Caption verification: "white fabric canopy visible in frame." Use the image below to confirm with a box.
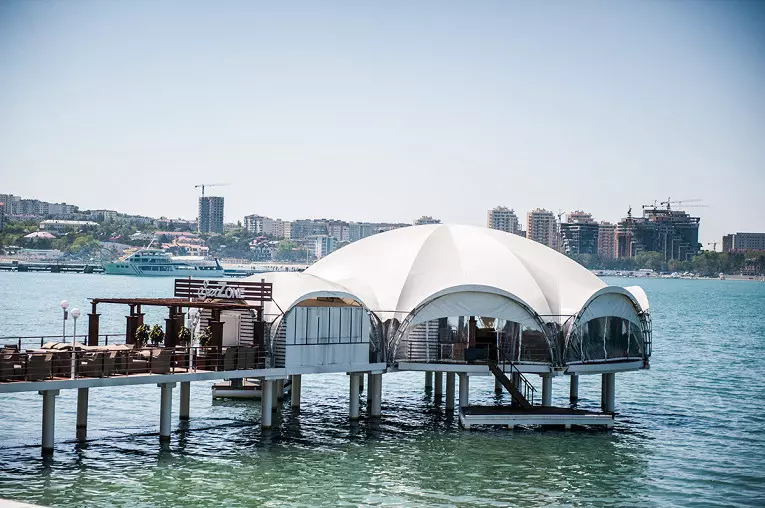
[243,271,363,325]
[409,291,544,331]
[306,224,609,323]
[575,288,643,327]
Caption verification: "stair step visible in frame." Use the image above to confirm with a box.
[488,361,532,409]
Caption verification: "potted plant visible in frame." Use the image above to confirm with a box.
[149,324,165,347]
[196,326,213,370]
[135,324,150,348]
[198,326,212,348]
[176,326,192,368]
[178,326,192,347]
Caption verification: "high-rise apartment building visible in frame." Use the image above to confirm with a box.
[327,220,350,242]
[487,206,520,234]
[616,206,700,260]
[560,211,599,256]
[526,208,557,249]
[597,222,617,259]
[722,232,765,252]
[198,196,224,234]
[306,235,335,260]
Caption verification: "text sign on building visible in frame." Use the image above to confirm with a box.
[174,279,272,302]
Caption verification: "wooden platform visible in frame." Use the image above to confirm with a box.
[459,405,614,429]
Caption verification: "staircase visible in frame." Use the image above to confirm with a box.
[488,360,533,409]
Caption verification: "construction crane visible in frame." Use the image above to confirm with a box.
[707,242,718,252]
[660,198,707,210]
[194,183,230,198]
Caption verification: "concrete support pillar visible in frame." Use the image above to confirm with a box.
[76,388,88,442]
[275,379,285,401]
[602,373,615,413]
[569,374,579,402]
[425,371,433,391]
[180,381,190,420]
[367,373,374,407]
[40,390,59,454]
[370,373,382,417]
[272,380,279,411]
[349,373,360,420]
[541,375,552,407]
[445,372,455,410]
[261,379,273,428]
[495,377,503,394]
[159,383,175,442]
[290,375,302,409]
[434,371,443,399]
[359,374,364,393]
[458,373,469,409]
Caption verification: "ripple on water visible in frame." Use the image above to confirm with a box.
[0,275,764,506]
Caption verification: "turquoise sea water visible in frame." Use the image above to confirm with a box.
[0,273,764,507]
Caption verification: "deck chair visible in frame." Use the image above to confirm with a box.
[150,349,173,374]
[26,353,53,381]
[223,347,239,371]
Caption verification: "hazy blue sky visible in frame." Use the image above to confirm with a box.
[1,1,763,245]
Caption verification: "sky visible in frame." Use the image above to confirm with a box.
[1,1,763,246]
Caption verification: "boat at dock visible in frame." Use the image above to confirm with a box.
[104,248,224,277]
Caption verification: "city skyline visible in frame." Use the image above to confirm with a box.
[2,1,764,246]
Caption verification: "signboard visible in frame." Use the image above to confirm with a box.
[174,279,272,302]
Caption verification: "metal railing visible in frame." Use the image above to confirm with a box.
[496,347,536,406]
[0,333,127,351]
[0,345,267,383]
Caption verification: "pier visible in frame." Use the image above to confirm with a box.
[0,260,104,274]
[0,225,653,454]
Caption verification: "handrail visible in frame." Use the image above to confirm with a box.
[496,345,536,406]
[0,345,267,383]
[0,333,127,350]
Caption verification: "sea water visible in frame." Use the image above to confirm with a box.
[0,273,763,507]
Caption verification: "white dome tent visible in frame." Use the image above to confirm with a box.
[304,224,650,368]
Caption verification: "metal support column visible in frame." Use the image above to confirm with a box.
[425,371,433,391]
[261,379,273,428]
[458,373,469,408]
[445,372,455,410]
[180,381,190,420]
[272,380,279,411]
[604,373,615,413]
[570,374,579,402]
[76,387,88,442]
[495,377,503,394]
[371,373,382,417]
[434,371,443,400]
[349,373,360,420]
[290,374,302,409]
[159,383,175,442]
[40,390,59,454]
[542,375,552,407]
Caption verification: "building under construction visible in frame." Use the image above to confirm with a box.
[616,205,701,260]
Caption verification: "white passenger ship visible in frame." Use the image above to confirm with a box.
[104,248,224,277]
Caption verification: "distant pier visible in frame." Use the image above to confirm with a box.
[0,261,104,274]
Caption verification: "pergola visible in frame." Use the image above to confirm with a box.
[87,297,266,349]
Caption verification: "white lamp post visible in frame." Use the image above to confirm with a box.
[60,300,69,344]
[71,308,81,341]
[70,308,80,379]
